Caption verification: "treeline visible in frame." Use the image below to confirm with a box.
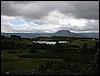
[1,35,99,53]
[1,35,31,50]
[33,36,98,41]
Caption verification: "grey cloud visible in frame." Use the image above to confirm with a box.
[58,20,99,33]
[73,1,99,20]
[84,20,99,31]
[1,1,99,20]
[59,1,99,19]
[1,1,55,19]
[1,1,99,33]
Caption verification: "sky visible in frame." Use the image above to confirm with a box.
[1,1,99,33]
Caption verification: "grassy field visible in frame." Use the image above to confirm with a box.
[1,50,64,75]
[72,39,96,48]
[1,58,47,75]
[1,38,99,75]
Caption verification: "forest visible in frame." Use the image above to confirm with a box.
[1,35,99,75]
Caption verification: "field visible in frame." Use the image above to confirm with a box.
[1,36,99,75]
[1,49,64,75]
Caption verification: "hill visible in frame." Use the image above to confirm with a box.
[1,30,99,38]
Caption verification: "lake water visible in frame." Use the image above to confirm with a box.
[33,41,68,45]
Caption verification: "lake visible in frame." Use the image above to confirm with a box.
[33,41,68,45]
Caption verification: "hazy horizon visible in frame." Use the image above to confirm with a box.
[1,30,99,34]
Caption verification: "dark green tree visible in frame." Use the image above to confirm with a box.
[81,43,88,53]
[94,41,99,50]
[10,35,21,39]
[29,44,37,53]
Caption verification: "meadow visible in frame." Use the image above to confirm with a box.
[1,35,99,75]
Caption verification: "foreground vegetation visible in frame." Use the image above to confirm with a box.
[1,35,99,75]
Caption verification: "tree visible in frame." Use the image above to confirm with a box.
[94,41,99,50]
[94,49,99,64]
[54,41,58,52]
[94,49,99,75]
[81,43,88,53]
[10,35,21,39]
[1,35,6,39]
[29,44,37,53]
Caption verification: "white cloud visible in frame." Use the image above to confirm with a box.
[32,10,99,33]
[1,22,13,28]
[68,18,88,26]
[1,1,99,33]
[19,24,30,29]
[1,15,21,22]
[1,29,6,33]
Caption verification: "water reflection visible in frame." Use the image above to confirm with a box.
[33,41,68,44]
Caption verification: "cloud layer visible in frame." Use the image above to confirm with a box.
[1,1,99,33]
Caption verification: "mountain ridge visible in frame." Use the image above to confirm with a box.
[1,30,99,38]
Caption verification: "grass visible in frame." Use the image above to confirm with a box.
[1,39,98,75]
[72,39,96,48]
[1,57,64,75]
[1,50,64,75]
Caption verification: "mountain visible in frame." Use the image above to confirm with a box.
[53,30,79,37]
[78,33,99,38]
[1,33,51,38]
[1,30,99,38]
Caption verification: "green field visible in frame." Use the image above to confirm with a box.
[1,50,64,75]
[1,36,99,75]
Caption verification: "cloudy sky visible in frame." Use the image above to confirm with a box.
[1,1,99,33]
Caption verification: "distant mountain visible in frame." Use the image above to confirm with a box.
[1,30,99,38]
[53,30,79,37]
[78,33,99,38]
[53,30,99,38]
[1,33,51,38]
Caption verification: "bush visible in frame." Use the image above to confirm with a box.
[8,51,18,54]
